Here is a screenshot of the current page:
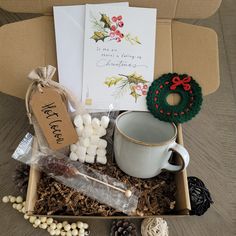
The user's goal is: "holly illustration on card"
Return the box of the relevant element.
[104,73,149,102]
[90,13,141,44]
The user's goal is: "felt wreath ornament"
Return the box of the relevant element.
[146,73,203,123]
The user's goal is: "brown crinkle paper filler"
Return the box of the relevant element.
[34,159,176,216]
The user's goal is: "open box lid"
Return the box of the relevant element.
[0,0,222,19]
[0,0,220,98]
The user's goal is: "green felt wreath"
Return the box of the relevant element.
[146,73,203,123]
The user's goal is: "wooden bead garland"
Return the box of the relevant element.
[2,195,90,236]
[141,218,168,236]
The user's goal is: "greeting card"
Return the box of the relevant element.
[53,3,128,101]
[82,5,157,110]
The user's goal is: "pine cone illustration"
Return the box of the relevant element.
[110,220,137,236]
[13,164,30,197]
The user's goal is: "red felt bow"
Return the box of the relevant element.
[170,76,191,91]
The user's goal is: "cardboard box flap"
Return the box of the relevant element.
[172,21,220,95]
[0,0,221,19]
[0,17,219,99]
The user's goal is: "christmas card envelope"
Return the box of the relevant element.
[0,0,221,217]
[82,5,156,110]
[53,2,129,101]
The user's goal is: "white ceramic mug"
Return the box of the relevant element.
[114,111,190,178]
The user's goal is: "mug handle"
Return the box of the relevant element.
[162,142,190,172]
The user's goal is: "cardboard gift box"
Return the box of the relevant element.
[0,0,221,218]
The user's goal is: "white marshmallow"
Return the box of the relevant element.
[82,114,91,125]
[76,126,84,137]
[91,118,100,129]
[69,152,78,161]
[76,146,87,157]
[78,156,86,163]
[80,138,90,147]
[96,155,107,164]
[85,155,95,163]
[82,126,93,138]
[97,127,106,137]
[74,115,83,128]
[98,139,107,149]
[90,135,100,145]
[87,145,97,156]
[97,148,106,156]
[70,144,78,153]
[101,116,110,128]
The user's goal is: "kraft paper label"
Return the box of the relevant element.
[30,87,78,150]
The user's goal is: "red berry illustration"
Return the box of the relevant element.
[120,33,124,38]
[142,91,147,95]
[118,21,124,27]
[111,25,116,31]
[143,84,148,89]
[136,85,141,90]
[116,38,121,43]
[110,32,115,38]
[117,15,122,21]
[115,30,120,35]
[112,16,117,22]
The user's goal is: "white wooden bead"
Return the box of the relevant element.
[77,222,83,229]
[91,118,100,129]
[83,126,93,138]
[47,218,54,225]
[24,214,29,220]
[29,216,37,223]
[70,144,78,153]
[34,219,41,226]
[57,223,63,229]
[86,145,97,156]
[55,229,61,235]
[82,114,91,125]
[50,223,57,230]
[69,152,78,161]
[101,116,110,128]
[33,224,38,228]
[78,233,84,236]
[50,229,56,235]
[96,155,107,165]
[22,201,26,206]
[21,206,26,213]
[74,115,83,128]
[40,223,48,229]
[76,125,84,137]
[61,231,66,236]
[83,223,89,229]
[16,204,22,211]
[98,139,107,149]
[2,196,9,203]
[97,127,106,137]
[85,155,95,164]
[40,216,47,223]
[62,221,68,227]
[71,223,77,230]
[96,148,106,156]
[76,146,87,157]
[80,138,90,147]
[16,196,23,203]
[79,228,85,234]
[64,224,71,231]
[66,231,72,236]
[10,196,16,203]
[72,229,78,236]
